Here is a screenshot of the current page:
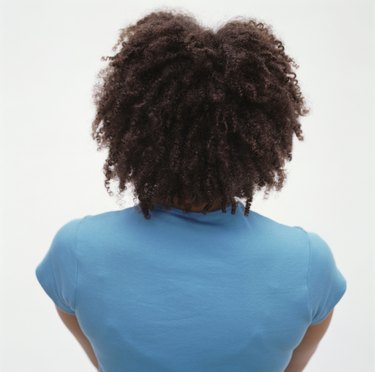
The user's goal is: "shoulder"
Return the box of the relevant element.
[77,208,132,224]
[55,216,86,237]
[293,226,336,266]
[62,209,133,245]
[295,226,346,296]
[58,209,123,233]
[250,210,307,242]
[51,216,89,250]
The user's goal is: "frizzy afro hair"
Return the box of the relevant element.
[91,9,310,219]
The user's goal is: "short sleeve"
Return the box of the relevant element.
[35,218,82,315]
[306,230,347,325]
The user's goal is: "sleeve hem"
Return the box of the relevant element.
[35,264,76,315]
[55,305,76,315]
[310,276,347,325]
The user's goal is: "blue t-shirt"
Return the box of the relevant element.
[35,201,347,372]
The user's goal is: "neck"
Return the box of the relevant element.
[162,196,225,212]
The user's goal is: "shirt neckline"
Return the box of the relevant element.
[152,201,245,218]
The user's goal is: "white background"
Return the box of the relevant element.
[1,0,374,371]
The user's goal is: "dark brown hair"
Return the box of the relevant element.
[91,9,309,219]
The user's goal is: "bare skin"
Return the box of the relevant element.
[162,196,227,212]
[173,198,338,371]
[56,305,335,372]
[54,200,336,372]
[55,306,99,370]
[284,309,334,371]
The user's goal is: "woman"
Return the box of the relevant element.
[35,9,347,372]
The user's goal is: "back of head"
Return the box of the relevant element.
[91,9,310,219]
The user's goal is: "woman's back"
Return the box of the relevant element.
[35,201,347,372]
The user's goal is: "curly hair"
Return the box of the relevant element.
[91,9,310,220]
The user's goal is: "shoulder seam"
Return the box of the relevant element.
[305,229,313,322]
[295,226,313,323]
[72,215,88,312]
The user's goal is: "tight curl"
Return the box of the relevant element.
[91,9,310,219]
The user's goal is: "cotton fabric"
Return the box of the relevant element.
[35,201,347,372]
